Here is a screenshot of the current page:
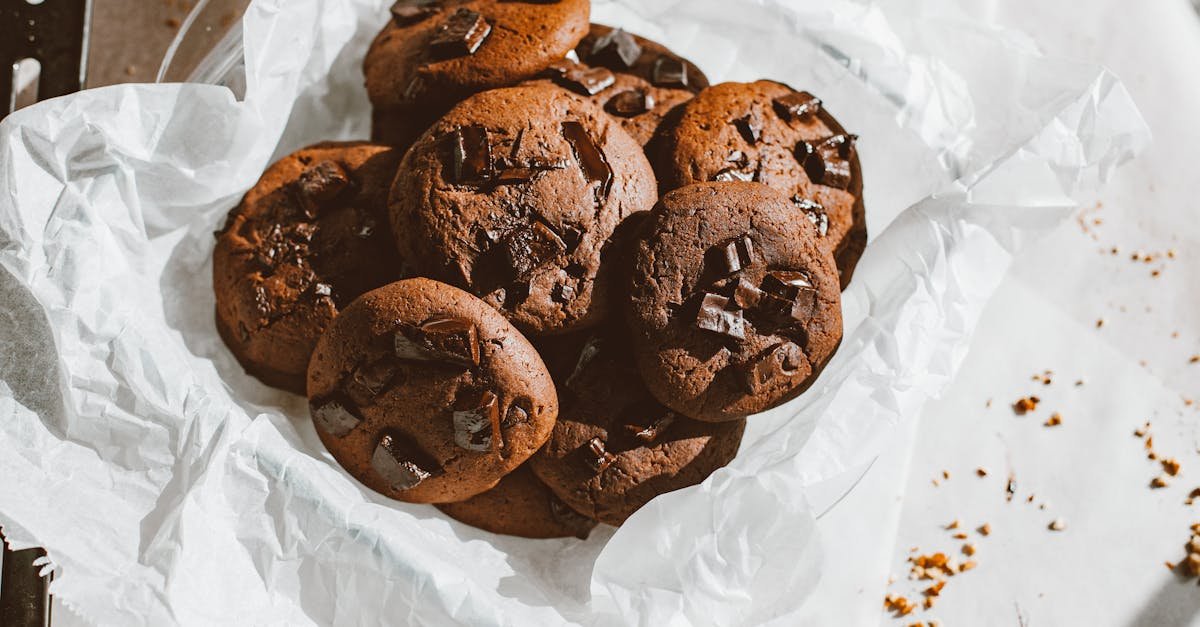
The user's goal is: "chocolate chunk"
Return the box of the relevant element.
[798,134,857,190]
[372,433,438,491]
[561,121,614,203]
[624,410,676,443]
[605,89,655,118]
[715,235,756,275]
[393,317,481,366]
[728,277,765,310]
[390,1,438,25]
[347,359,399,405]
[651,56,689,88]
[310,395,362,438]
[584,437,617,473]
[773,91,822,121]
[792,197,829,237]
[713,167,755,183]
[741,342,805,394]
[430,8,491,58]
[734,114,762,144]
[502,402,530,429]
[501,222,566,281]
[758,271,817,323]
[549,497,596,540]
[559,225,583,252]
[449,125,493,185]
[555,65,616,96]
[295,161,350,217]
[552,282,576,303]
[452,390,501,452]
[312,282,333,297]
[590,28,643,68]
[694,293,746,340]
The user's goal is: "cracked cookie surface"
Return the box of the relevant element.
[307,278,557,503]
[625,182,843,422]
[214,141,404,394]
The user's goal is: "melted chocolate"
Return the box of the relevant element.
[695,293,746,340]
[606,89,654,118]
[584,437,617,473]
[393,317,481,366]
[430,8,491,58]
[561,121,614,204]
[773,91,822,122]
[372,432,440,491]
[453,390,501,452]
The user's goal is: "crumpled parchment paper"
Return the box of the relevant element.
[0,0,1148,625]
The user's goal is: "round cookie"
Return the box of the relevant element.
[214,142,404,394]
[436,464,597,539]
[656,80,867,287]
[389,83,658,336]
[574,24,709,94]
[531,62,694,146]
[306,278,558,504]
[530,326,746,526]
[626,182,843,423]
[366,0,590,148]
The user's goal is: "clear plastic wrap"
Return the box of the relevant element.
[0,0,1148,624]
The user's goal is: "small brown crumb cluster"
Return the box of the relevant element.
[1031,370,1054,385]
[884,522,988,620]
[1044,412,1063,427]
[1135,421,1183,488]
[1167,523,1200,577]
[1012,396,1040,415]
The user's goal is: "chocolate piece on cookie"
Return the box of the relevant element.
[656,80,867,286]
[625,182,843,422]
[389,83,658,336]
[437,464,597,539]
[530,327,745,526]
[575,24,709,94]
[307,278,558,503]
[366,0,590,148]
[214,142,404,394]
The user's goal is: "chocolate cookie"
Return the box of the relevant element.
[532,61,694,146]
[574,24,709,94]
[366,0,590,147]
[625,182,843,422]
[530,327,745,526]
[436,464,596,539]
[389,83,658,336]
[306,278,558,503]
[214,142,404,394]
[656,80,867,286]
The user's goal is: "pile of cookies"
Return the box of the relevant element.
[213,0,865,539]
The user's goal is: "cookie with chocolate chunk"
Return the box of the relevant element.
[366,0,590,147]
[389,83,658,336]
[575,24,709,94]
[306,278,558,503]
[437,464,596,539]
[532,62,693,146]
[656,80,867,286]
[530,327,745,526]
[625,182,843,422]
[214,142,404,394]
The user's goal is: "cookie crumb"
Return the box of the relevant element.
[1134,422,1150,437]
[1013,396,1040,415]
[1048,518,1067,532]
[963,543,976,556]
[953,532,968,540]
[978,523,992,536]
[1005,475,1017,502]
[945,519,960,530]
[1096,318,1105,328]
[942,470,950,480]
[1151,475,1170,489]
[1190,355,1199,364]
[1163,458,1182,477]
[1075,378,1085,386]
[976,467,988,477]
[1186,488,1200,505]
[1044,412,1063,427]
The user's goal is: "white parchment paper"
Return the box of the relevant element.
[0,0,1148,625]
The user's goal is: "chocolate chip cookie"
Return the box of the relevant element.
[656,80,867,286]
[574,24,709,94]
[366,0,590,148]
[214,142,404,394]
[530,327,745,526]
[306,278,558,503]
[532,61,694,146]
[625,182,843,422]
[389,83,658,336]
[436,464,596,539]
